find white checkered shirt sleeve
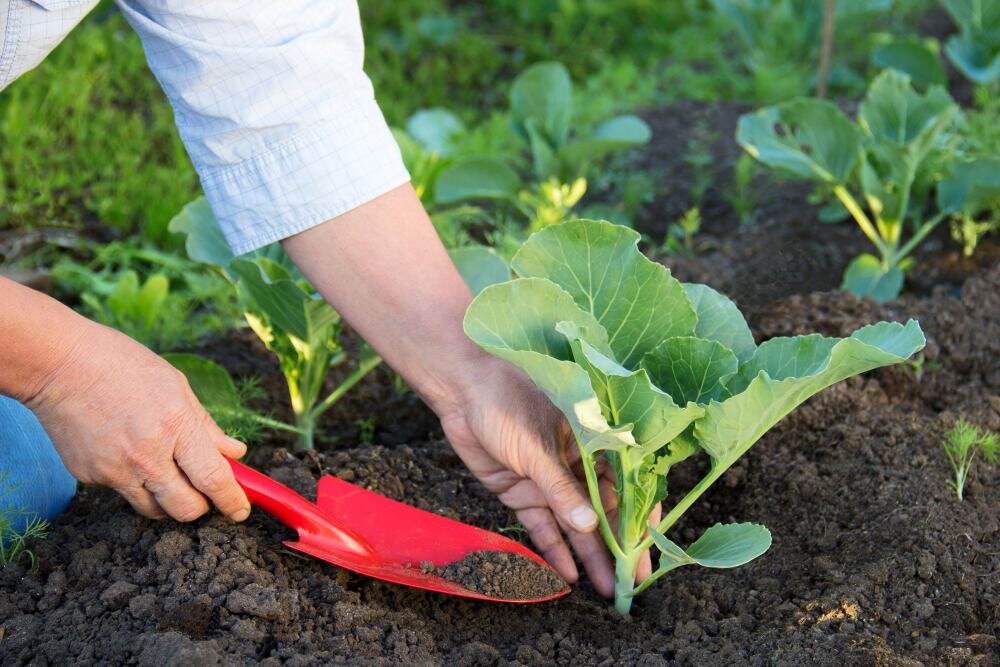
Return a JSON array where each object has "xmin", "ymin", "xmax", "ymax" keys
[{"xmin": 115, "ymin": 0, "xmax": 410, "ymax": 254}]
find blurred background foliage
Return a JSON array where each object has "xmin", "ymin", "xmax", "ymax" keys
[{"xmin": 0, "ymin": 0, "xmax": 949, "ymax": 250}]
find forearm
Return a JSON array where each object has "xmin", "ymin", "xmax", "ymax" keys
[
  {"xmin": 281, "ymin": 183, "xmax": 490, "ymax": 414},
  {"xmin": 0, "ymin": 277, "xmax": 87, "ymax": 404}
]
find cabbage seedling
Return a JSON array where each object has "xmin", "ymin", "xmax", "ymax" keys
[
  {"xmin": 169, "ymin": 199, "xmax": 381, "ymax": 450},
  {"xmin": 738, "ymin": 70, "xmax": 966, "ymax": 302},
  {"xmin": 464, "ymin": 219, "xmax": 925, "ymax": 614}
]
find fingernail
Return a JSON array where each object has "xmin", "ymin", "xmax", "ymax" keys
[
  {"xmin": 231, "ymin": 506, "xmax": 251, "ymax": 522},
  {"xmin": 570, "ymin": 506, "xmax": 598, "ymax": 531}
]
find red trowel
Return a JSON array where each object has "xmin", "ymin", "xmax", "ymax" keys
[{"xmin": 228, "ymin": 460, "xmax": 570, "ymax": 603}]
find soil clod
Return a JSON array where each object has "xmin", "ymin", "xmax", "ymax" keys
[{"xmin": 434, "ymin": 550, "xmax": 567, "ymax": 600}]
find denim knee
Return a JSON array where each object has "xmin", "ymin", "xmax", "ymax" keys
[{"xmin": 0, "ymin": 396, "xmax": 77, "ymax": 533}]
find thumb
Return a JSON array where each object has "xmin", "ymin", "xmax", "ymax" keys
[{"xmin": 532, "ymin": 455, "xmax": 599, "ymax": 533}]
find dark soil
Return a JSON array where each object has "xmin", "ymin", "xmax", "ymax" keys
[
  {"xmin": 3, "ymin": 262, "xmax": 997, "ymax": 665},
  {"xmin": 3, "ymin": 92, "xmax": 999, "ymax": 663},
  {"xmin": 435, "ymin": 551, "xmax": 567, "ymax": 601}
]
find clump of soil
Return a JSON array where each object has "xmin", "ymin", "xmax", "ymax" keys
[{"xmin": 435, "ymin": 551, "xmax": 567, "ymax": 600}]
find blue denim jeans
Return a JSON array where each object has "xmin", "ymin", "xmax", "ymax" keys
[{"xmin": 0, "ymin": 396, "xmax": 77, "ymax": 533}]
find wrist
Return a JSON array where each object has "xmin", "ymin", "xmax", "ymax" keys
[{"xmin": 0, "ymin": 278, "xmax": 90, "ymax": 405}]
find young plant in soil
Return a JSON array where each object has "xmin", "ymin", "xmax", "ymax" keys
[
  {"xmin": 942, "ymin": 419, "xmax": 998, "ymax": 501},
  {"xmin": 169, "ymin": 199, "xmax": 381, "ymax": 450},
  {"xmin": 0, "ymin": 473, "xmax": 49, "ymax": 570},
  {"xmin": 464, "ymin": 219, "xmax": 925, "ymax": 614},
  {"xmin": 737, "ymin": 70, "xmax": 996, "ymax": 302}
]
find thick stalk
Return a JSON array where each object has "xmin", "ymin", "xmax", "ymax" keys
[
  {"xmin": 293, "ymin": 408, "xmax": 315, "ymax": 451},
  {"xmin": 614, "ymin": 551, "xmax": 641, "ymax": 615}
]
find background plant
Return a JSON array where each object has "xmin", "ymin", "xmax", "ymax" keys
[
  {"xmin": 941, "ymin": 419, "xmax": 998, "ymax": 500},
  {"xmin": 0, "ymin": 474, "xmax": 49, "ymax": 570},
  {"xmin": 163, "ymin": 353, "xmax": 301, "ymax": 446},
  {"xmin": 50, "ymin": 243, "xmax": 235, "ymax": 351},
  {"xmin": 939, "ymin": 0, "xmax": 1000, "ymax": 86},
  {"xmin": 168, "ymin": 199, "xmax": 381, "ymax": 450},
  {"xmin": 464, "ymin": 219, "xmax": 924, "ymax": 613},
  {"xmin": 736, "ymin": 70, "xmax": 995, "ymax": 302}
]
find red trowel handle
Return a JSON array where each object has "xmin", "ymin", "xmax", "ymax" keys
[{"xmin": 228, "ymin": 459, "xmax": 374, "ymax": 559}]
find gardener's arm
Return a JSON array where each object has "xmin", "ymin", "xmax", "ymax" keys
[
  {"xmin": 0, "ymin": 277, "xmax": 251, "ymax": 522},
  {"xmin": 111, "ymin": 0, "xmax": 644, "ymax": 594}
]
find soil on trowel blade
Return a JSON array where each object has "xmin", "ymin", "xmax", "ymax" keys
[{"xmin": 435, "ymin": 551, "xmax": 567, "ymax": 600}]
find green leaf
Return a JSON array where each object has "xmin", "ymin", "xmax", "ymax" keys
[
  {"xmin": 510, "ymin": 61, "xmax": 573, "ymax": 148},
  {"xmin": 558, "ymin": 115, "xmax": 651, "ymax": 176},
  {"xmin": 858, "ymin": 70, "xmax": 957, "ymax": 151},
  {"xmin": 137, "ymin": 274, "xmax": 170, "ymax": 331},
  {"xmin": 945, "ymin": 34, "xmax": 1000, "ymax": 85},
  {"xmin": 107, "ymin": 270, "xmax": 140, "ymax": 320},
  {"xmin": 163, "ymin": 353, "xmax": 242, "ymax": 410},
  {"xmin": 695, "ymin": 320, "xmax": 924, "ymax": 464},
  {"xmin": 434, "ymin": 158, "xmax": 521, "ymax": 204},
  {"xmin": 937, "ymin": 158, "xmax": 1000, "ymax": 216},
  {"xmin": 406, "ymin": 108, "xmax": 464, "ymax": 155},
  {"xmin": 448, "ymin": 246, "xmax": 510, "ymax": 296},
  {"xmin": 872, "ymin": 37, "xmax": 946, "ymax": 88},
  {"xmin": 682, "ymin": 283, "xmax": 756, "ymax": 363},
  {"xmin": 650, "ymin": 523, "xmax": 772, "ymax": 572},
  {"xmin": 642, "ymin": 337, "xmax": 739, "ymax": 405},
  {"xmin": 465, "ymin": 278, "xmax": 610, "ymax": 358},
  {"xmin": 512, "ymin": 219, "xmax": 697, "ymax": 368},
  {"xmin": 727, "ymin": 333, "xmax": 838, "ymax": 394},
  {"xmin": 841, "ymin": 253, "xmax": 904, "ymax": 302},
  {"xmin": 168, "ymin": 197, "xmax": 234, "ymax": 270},
  {"xmin": 685, "ymin": 523, "xmax": 772, "ymax": 566},
  {"xmin": 524, "ymin": 118, "xmax": 561, "ymax": 180},
  {"xmin": 231, "ymin": 259, "xmax": 311, "ymax": 341},
  {"xmin": 559, "ymin": 323, "xmax": 704, "ymax": 452},
  {"xmin": 464, "ymin": 278, "xmax": 621, "ymax": 444},
  {"xmin": 736, "ymin": 99, "xmax": 863, "ymax": 184}
]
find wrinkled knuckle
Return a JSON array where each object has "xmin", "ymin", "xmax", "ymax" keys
[
  {"xmin": 546, "ymin": 474, "xmax": 580, "ymax": 504},
  {"xmin": 196, "ymin": 461, "xmax": 231, "ymax": 494}
]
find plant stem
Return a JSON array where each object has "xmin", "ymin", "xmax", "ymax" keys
[
  {"xmin": 310, "ymin": 353, "xmax": 382, "ymax": 421},
  {"xmin": 896, "ymin": 212, "xmax": 946, "ymax": 261},
  {"xmin": 580, "ymin": 452, "xmax": 625, "ymax": 560},
  {"xmin": 295, "ymin": 413, "xmax": 315, "ymax": 451},
  {"xmin": 614, "ymin": 551, "xmax": 641, "ymax": 615},
  {"xmin": 833, "ymin": 185, "xmax": 889, "ymax": 259},
  {"xmin": 636, "ymin": 462, "xmax": 727, "ymax": 555}
]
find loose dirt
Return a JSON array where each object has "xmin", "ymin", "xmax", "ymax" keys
[
  {"xmin": 435, "ymin": 551, "xmax": 567, "ymax": 601},
  {"xmin": 2, "ymin": 263, "xmax": 996, "ymax": 665}
]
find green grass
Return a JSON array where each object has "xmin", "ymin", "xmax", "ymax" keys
[{"xmin": 0, "ymin": 3, "xmax": 198, "ymax": 247}]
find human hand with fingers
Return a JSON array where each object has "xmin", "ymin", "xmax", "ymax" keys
[
  {"xmin": 23, "ymin": 316, "xmax": 251, "ymax": 524},
  {"xmin": 437, "ymin": 359, "xmax": 659, "ymax": 597}
]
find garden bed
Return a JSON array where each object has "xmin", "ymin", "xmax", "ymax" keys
[
  {"xmin": 3, "ymin": 264, "xmax": 998, "ymax": 665},
  {"xmin": 2, "ymin": 99, "xmax": 998, "ymax": 664}
]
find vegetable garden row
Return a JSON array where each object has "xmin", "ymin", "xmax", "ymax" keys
[{"xmin": 1, "ymin": 0, "xmax": 997, "ymax": 664}]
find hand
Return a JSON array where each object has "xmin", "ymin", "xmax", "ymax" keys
[
  {"xmin": 26, "ymin": 319, "xmax": 251, "ymax": 523},
  {"xmin": 435, "ymin": 358, "xmax": 659, "ymax": 597}
]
